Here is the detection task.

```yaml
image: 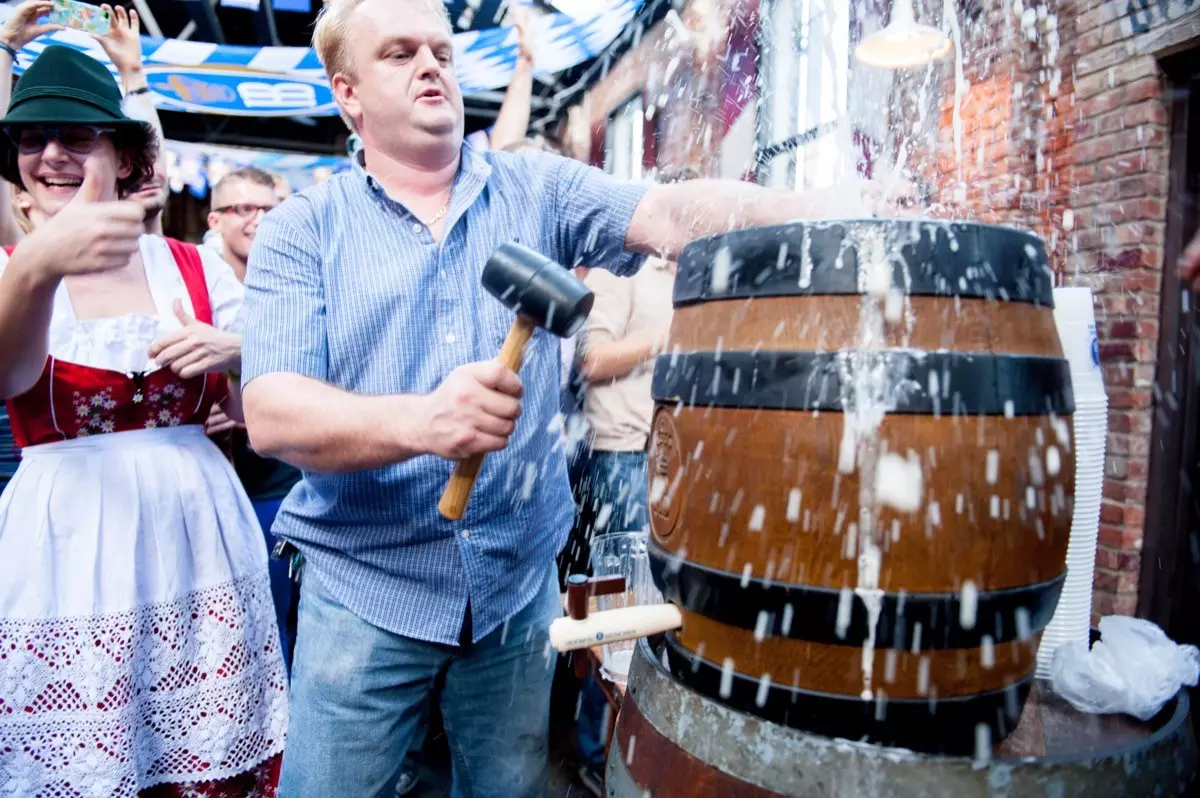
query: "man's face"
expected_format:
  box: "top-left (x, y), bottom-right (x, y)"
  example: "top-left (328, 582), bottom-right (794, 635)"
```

top-left (207, 179), bottom-right (277, 262)
top-left (335, 0), bottom-right (464, 155)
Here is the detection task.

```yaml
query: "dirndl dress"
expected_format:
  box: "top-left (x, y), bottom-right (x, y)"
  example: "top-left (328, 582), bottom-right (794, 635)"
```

top-left (0, 237), bottom-right (288, 797)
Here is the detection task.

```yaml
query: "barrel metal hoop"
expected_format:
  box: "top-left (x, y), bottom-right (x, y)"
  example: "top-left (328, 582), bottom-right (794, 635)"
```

top-left (674, 220), bottom-right (1054, 307)
top-left (649, 540), bottom-right (1065, 648)
top-left (651, 350), bottom-right (1076, 416)
top-left (662, 633), bottom-right (1031, 756)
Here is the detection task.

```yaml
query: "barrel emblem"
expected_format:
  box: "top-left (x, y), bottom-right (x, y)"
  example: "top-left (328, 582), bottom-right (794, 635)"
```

top-left (649, 408), bottom-right (683, 541)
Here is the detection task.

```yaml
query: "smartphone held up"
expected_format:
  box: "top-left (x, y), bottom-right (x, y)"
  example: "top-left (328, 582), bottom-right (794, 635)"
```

top-left (47, 0), bottom-right (110, 36)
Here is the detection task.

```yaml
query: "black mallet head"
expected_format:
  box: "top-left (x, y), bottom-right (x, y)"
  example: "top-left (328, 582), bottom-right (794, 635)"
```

top-left (480, 242), bottom-right (594, 338)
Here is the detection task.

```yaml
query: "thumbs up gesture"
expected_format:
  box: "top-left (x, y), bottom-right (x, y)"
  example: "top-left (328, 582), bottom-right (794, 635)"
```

top-left (148, 298), bottom-right (243, 379)
top-left (11, 156), bottom-right (146, 279)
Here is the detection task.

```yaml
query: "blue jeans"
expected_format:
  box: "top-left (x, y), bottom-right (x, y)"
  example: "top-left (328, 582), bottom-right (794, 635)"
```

top-left (252, 498), bottom-right (297, 671)
top-left (278, 565), bottom-right (562, 798)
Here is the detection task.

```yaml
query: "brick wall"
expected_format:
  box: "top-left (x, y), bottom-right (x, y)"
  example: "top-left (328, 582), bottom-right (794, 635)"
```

top-left (1070, 0), bottom-right (1180, 618)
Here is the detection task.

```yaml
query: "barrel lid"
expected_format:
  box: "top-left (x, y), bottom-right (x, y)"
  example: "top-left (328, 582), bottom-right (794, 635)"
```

top-left (674, 219), bottom-right (1054, 307)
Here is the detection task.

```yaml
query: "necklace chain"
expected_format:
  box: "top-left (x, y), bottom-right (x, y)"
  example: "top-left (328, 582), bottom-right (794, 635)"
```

top-left (424, 199), bottom-right (450, 226)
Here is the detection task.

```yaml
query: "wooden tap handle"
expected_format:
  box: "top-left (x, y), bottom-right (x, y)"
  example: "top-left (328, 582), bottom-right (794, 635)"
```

top-left (438, 315), bottom-right (538, 520)
top-left (590, 575), bottom-right (626, 597)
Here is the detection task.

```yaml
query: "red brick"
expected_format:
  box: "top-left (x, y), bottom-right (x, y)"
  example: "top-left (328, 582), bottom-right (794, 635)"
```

top-left (1094, 545), bottom-right (1121, 571)
top-left (1107, 320), bottom-right (1136, 339)
top-left (1093, 590), bottom-right (1114, 616)
top-left (1077, 91), bottom-right (1122, 119)
top-left (1117, 570), bottom-right (1140, 592)
top-left (1106, 456), bottom-right (1128, 479)
top-left (1127, 459), bottom-right (1149, 479)
top-left (1097, 522), bottom-right (1144, 549)
top-left (1119, 272), bottom-right (1162, 294)
top-left (1093, 568), bottom-right (1119, 594)
top-left (1118, 549), bottom-right (1142, 572)
top-left (1099, 341), bottom-right (1135, 362)
top-left (1124, 76), bottom-right (1163, 105)
top-left (1112, 592), bottom-right (1139, 615)
top-left (1076, 41), bottom-right (1133, 76)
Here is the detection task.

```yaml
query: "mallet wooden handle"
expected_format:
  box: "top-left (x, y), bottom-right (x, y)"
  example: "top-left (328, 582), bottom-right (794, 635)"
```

top-left (438, 315), bottom-right (538, 520)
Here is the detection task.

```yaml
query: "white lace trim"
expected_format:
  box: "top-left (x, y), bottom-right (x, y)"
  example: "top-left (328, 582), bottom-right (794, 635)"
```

top-left (50, 312), bottom-right (167, 375)
top-left (0, 573), bottom-right (288, 797)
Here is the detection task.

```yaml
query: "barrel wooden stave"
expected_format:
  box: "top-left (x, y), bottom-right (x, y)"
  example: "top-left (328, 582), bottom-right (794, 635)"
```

top-left (676, 611), bottom-right (1039, 700)
top-left (667, 295), bottom-right (1065, 357)
top-left (651, 408), bottom-right (1073, 593)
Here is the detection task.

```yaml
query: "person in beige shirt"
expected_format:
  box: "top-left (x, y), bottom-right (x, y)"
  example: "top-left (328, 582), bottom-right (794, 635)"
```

top-left (580, 259), bottom-right (675, 454)
top-left (566, 254), bottom-right (675, 793)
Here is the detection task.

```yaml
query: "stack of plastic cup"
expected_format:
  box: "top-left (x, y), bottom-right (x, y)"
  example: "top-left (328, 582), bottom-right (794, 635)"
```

top-left (1037, 286), bottom-right (1109, 679)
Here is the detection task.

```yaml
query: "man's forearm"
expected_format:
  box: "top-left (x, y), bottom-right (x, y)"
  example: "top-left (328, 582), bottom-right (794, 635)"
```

top-left (626, 180), bottom-right (856, 261)
top-left (243, 372), bottom-right (429, 473)
top-left (581, 335), bottom-right (657, 383)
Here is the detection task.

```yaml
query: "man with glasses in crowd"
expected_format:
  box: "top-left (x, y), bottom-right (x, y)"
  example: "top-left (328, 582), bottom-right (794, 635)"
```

top-left (205, 166), bottom-right (302, 669)
top-left (207, 166), bottom-right (279, 281)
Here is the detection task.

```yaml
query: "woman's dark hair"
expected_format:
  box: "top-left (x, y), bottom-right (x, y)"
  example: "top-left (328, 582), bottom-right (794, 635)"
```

top-left (0, 122), bottom-right (159, 199)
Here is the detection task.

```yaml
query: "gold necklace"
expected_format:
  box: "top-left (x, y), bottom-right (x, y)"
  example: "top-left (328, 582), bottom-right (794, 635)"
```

top-left (424, 199), bottom-right (450, 226)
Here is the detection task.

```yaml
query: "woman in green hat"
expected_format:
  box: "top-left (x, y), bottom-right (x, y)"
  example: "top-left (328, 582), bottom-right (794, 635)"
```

top-left (0, 38), bottom-right (286, 798)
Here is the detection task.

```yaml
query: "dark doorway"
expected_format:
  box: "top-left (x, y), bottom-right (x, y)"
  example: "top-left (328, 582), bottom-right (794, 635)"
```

top-left (1140, 49), bottom-right (1200, 648)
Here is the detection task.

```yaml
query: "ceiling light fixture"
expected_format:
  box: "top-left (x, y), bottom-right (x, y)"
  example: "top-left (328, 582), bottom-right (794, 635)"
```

top-left (854, 0), bottom-right (953, 69)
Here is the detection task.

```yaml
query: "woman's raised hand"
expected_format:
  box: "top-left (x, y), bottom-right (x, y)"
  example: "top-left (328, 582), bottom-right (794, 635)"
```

top-left (0, 1), bottom-right (62, 54)
top-left (12, 158), bottom-right (144, 280)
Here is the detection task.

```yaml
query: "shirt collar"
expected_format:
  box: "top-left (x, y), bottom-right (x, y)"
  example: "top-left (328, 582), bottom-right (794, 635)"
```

top-left (352, 139), bottom-right (493, 194)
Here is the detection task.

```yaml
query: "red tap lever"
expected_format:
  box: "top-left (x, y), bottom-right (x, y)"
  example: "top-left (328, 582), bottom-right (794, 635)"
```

top-left (565, 573), bottom-right (626, 678)
top-left (566, 573), bottom-right (626, 620)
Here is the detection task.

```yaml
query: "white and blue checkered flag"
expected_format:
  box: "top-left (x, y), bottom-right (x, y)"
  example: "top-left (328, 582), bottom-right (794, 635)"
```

top-left (0, 1), bottom-right (643, 117)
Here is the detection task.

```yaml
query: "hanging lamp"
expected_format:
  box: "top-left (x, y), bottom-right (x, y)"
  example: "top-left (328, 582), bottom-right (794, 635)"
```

top-left (854, 0), bottom-right (953, 69)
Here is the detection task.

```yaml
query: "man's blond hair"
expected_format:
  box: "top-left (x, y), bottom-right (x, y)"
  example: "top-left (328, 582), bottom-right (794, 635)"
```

top-left (313, 0), bottom-right (453, 131)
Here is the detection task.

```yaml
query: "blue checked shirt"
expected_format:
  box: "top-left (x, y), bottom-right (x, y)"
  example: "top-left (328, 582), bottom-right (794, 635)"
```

top-left (241, 142), bottom-right (648, 645)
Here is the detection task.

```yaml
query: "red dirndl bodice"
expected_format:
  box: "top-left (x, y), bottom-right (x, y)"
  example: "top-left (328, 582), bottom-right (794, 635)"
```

top-left (4, 238), bottom-right (226, 448)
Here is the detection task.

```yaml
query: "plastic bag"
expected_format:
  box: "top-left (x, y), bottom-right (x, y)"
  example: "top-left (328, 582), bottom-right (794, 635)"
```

top-left (1050, 615), bottom-right (1200, 721)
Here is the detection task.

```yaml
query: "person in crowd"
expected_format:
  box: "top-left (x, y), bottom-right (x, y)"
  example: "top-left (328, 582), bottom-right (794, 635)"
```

top-left (207, 166), bottom-right (279, 282)
top-left (0, 3), bottom-right (165, 246)
top-left (271, 171), bottom-right (292, 204)
top-left (204, 166), bottom-right (303, 671)
top-left (0, 3), bottom-right (165, 499)
top-left (565, 168), bottom-right (690, 793)
top-left (0, 44), bottom-right (287, 796)
top-left (240, 1), bottom-right (897, 795)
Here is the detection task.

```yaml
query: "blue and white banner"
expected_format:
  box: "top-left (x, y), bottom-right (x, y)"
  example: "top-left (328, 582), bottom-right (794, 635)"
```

top-left (0, 1), bottom-right (642, 116)
top-left (163, 137), bottom-right (349, 196)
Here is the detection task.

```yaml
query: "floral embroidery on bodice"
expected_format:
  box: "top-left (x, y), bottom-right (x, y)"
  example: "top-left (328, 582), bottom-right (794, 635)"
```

top-left (3, 238), bottom-right (226, 449)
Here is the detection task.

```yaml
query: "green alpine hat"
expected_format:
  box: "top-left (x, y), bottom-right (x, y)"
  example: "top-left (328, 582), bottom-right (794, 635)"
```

top-left (0, 45), bottom-right (155, 192)
top-left (2, 44), bottom-right (146, 129)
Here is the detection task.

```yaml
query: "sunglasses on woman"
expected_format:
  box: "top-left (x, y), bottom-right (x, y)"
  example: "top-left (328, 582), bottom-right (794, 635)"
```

top-left (4, 125), bottom-right (116, 155)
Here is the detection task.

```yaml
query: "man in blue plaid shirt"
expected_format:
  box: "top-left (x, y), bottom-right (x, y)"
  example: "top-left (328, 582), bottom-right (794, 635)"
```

top-left (241, 0), bottom-right (894, 795)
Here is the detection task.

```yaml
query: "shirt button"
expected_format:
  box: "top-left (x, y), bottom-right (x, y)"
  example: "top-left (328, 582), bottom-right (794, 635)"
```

top-left (412, 222), bottom-right (422, 234)
top-left (461, 529), bottom-right (470, 540)
top-left (445, 332), bottom-right (457, 344)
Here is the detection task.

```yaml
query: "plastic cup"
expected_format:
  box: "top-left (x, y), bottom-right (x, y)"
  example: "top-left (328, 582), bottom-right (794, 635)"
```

top-left (589, 531), bottom-right (663, 683)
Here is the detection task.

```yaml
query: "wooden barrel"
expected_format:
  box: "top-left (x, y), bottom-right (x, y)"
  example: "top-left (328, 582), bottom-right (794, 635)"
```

top-left (647, 220), bottom-right (1075, 755)
top-left (608, 637), bottom-right (1198, 797)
